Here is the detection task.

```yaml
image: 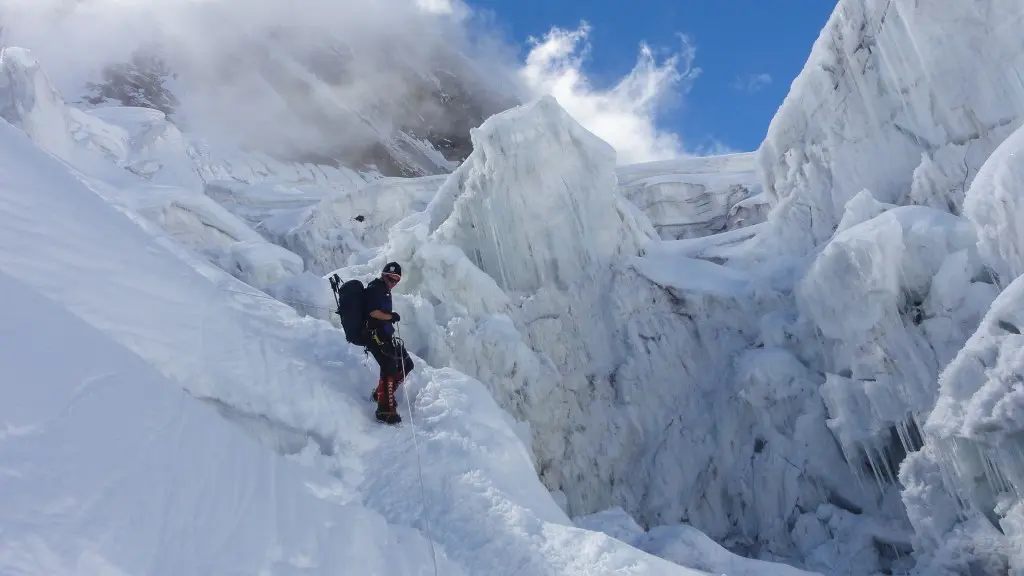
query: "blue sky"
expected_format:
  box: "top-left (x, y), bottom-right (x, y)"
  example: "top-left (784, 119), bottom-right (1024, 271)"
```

top-left (466, 1), bottom-right (838, 154)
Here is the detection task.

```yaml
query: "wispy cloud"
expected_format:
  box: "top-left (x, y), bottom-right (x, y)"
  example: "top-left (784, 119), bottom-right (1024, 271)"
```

top-left (732, 72), bottom-right (772, 93)
top-left (690, 138), bottom-right (740, 157)
top-left (517, 22), bottom-right (700, 164)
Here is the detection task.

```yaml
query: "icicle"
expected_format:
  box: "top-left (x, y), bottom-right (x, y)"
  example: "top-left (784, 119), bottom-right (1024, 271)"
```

top-left (863, 440), bottom-right (888, 496)
top-left (839, 439), bottom-right (871, 501)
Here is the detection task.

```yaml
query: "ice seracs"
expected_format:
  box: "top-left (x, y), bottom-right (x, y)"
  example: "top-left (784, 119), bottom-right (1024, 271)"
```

top-left (617, 152), bottom-right (767, 240)
top-left (343, 94), bottom-right (880, 571)
top-left (756, 0), bottom-right (1024, 257)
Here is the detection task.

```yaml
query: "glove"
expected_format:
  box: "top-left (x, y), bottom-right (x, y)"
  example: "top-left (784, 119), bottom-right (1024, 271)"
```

top-left (390, 312), bottom-right (401, 323)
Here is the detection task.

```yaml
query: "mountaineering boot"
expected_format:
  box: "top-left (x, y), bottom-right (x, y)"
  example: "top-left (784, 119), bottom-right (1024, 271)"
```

top-left (375, 377), bottom-right (401, 425)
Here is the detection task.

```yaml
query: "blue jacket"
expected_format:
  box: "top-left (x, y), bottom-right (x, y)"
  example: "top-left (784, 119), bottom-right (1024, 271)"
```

top-left (364, 277), bottom-right (394, 336)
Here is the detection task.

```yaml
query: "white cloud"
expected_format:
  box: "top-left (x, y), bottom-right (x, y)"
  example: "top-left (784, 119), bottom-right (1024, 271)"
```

top-left (517, 23), bottom-right (700, 164)
top-left (732, 72), bottom-right (772, 93)
top-left (691, 138), bottom-right (740, 157)
top-left (0, 2), bottom-right (699, 166)
top-left (0, 0), bottom-right (510, 157)
top-left (415, 0), bottom-right (454, 14)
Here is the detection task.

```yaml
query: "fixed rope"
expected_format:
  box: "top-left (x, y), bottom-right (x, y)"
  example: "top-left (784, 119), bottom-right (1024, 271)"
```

top-left (395, 325), bottom-right (440, 576)
top-left (219, 286), bottom-right (335, 312)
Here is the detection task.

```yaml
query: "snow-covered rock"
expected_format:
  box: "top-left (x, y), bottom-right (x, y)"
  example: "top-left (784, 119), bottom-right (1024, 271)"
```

top-left (757, 0), bottom-right (1024, 256)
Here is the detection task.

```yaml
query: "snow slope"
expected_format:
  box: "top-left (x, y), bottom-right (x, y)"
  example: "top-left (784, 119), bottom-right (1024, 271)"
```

top-left (0, 99), bottom-right (730, 575)
top-left (0, 260), bottom-right (449, 576)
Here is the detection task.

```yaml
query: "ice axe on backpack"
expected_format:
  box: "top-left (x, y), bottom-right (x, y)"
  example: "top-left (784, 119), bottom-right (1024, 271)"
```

top-left (328, 273), bottom-right (342, 315)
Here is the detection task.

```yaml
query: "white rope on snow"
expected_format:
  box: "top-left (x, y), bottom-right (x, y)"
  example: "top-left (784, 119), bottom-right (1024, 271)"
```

top-left (396, 324), bottom-right (440, 576)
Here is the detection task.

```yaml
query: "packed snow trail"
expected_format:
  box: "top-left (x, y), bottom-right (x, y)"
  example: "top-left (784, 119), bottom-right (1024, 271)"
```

top-left (0, 115), bottom-right (724, 574)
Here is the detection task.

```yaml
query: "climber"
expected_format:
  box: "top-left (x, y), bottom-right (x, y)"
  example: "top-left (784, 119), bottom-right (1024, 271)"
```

top-left (364, 261), bottom-right (414, 425)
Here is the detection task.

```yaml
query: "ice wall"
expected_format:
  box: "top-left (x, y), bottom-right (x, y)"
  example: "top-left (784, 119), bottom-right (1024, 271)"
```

top-left (428, 95), bottom-right (625, 294)
top-left (0, 47), bottom-right (77, 161)
top-left (895, 122), bottom-right (1024, 574)
top-left (747, 2), bottom-right (1024, 569)
top-left (900, 276), bottom-right (1024, 574)
top-left (796, 199), bottom-right (998, 499)
top-left (757, 0), bottom-right (1024, 256)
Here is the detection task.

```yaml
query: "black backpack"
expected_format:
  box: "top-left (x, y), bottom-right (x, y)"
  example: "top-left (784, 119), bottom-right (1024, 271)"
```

top-left (329, 274), bottom-right (368, 346)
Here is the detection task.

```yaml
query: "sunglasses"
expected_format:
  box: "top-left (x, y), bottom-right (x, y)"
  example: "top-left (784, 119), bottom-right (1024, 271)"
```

top-left (384, 273), bottom-right (401, 284)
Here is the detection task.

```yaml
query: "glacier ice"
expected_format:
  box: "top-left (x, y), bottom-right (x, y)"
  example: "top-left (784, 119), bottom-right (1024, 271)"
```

top-left (616, 152), bottom-right (767, 240)
top-left (963, 123), bottom-right (1024, 286)
top-left (260, 175), bottom-right (445, 275)
top-left (7, 0), bottom-right (1024, 570)
top-left (576, 507), bottom-right (820, 576)
top-left (328, 93), bottom-right (896, 572)
top-left (740, 0), bottom-right (1024, 571)
top-left (757, 0), bottom-right (1024, 257)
